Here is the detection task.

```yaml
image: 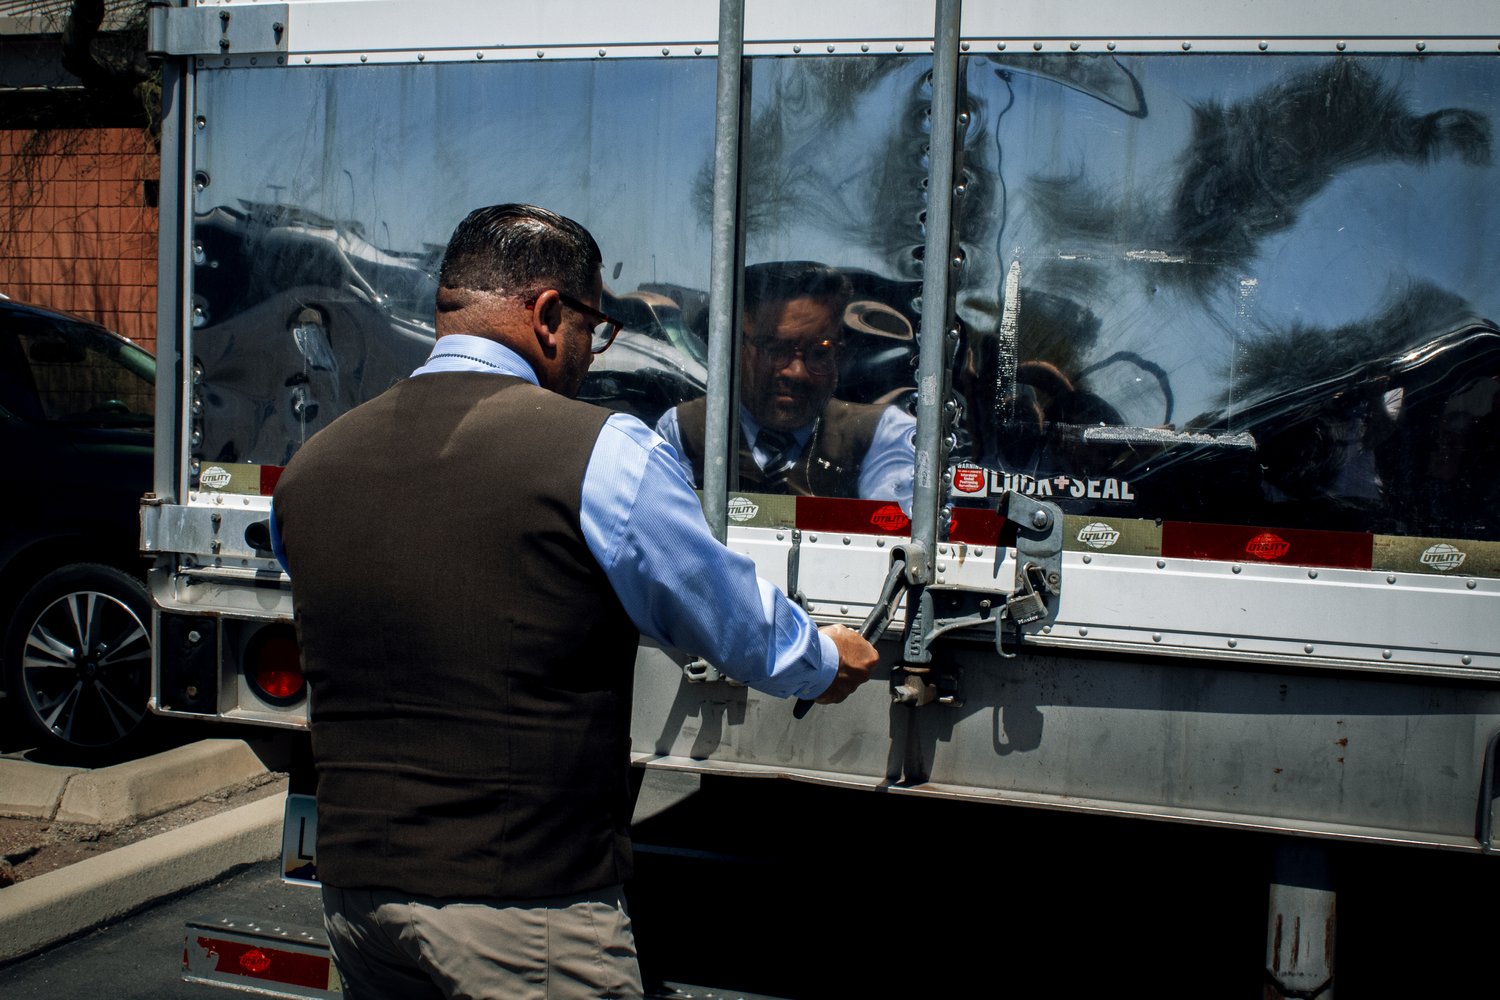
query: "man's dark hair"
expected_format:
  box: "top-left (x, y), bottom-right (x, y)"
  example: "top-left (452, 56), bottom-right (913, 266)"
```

top-left (438, 204), bottom-right (602, 302)
top-left (743, 261), bottom-right (851, 332)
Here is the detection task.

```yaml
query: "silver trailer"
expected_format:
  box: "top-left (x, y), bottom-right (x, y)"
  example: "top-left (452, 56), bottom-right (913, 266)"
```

top-left (143, 1), bottom-right (1500, 994)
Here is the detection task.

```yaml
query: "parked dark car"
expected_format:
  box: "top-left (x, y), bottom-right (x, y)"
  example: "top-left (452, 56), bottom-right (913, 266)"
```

top-left (0, 298), bottom-right (155, 761)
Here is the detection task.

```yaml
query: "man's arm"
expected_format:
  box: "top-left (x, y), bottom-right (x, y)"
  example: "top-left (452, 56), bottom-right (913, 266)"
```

top-left (857, 405), bottom-right (917, 507)
top-left (651, 406), bottom-right (699, 488)
top-left (583, 414), bottom-right (875, 702)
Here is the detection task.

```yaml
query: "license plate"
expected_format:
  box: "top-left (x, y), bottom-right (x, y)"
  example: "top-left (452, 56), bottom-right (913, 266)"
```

top-left (280, 793), bottom-right (320, 885)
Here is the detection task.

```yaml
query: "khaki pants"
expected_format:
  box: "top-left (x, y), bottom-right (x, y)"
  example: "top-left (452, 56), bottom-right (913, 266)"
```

top-left (322, 883), bottom-right (643, 1000)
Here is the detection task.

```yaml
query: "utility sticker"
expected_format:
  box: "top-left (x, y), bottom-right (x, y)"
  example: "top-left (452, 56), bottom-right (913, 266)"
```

top-left (727, 497), bottom-right (760, 523)
top-left (1062, 515), bottom-right (1162, 557)
top-left (194, 462), bottom-right (275, 494)
top-left (987, 470), bottom-right (1135, 501)
top-left (713, 491), bottom-right (795, 529)
top-left (1373, 535), bottom-right (1499, 577)
top-left (1076, 522), bottom-right (1121, 549)
top-left (200, 466), bottom-right (232, 490)
top-left (871, 504), bottom-right (911, 532)
top-left (950, 465), bottom-right (989, 497)
top-left (1419, 543), bottom-right (1466, 572)
top-left (1245, 532), bottom-right (1291, 561)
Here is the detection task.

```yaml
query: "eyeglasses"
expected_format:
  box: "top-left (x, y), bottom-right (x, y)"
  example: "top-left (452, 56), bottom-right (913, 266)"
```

top-left (748, 336), bottom-right (841, 376)
top-left (525, 292), bottom-right (624, 354)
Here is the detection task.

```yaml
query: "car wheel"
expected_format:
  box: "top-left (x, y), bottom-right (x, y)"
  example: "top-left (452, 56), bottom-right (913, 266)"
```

top-left (4, 564), bottom-right (154, 762)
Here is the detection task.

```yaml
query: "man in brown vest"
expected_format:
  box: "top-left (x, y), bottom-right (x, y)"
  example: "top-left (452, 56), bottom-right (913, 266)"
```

top-left (656, 261), bottom-right (916, 501)
top-left (272, 205), bottom-right (877, 999)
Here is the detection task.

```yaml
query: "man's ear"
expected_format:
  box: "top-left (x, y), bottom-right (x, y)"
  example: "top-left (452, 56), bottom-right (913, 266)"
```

top-left (531, 289), bottom-right (564, 349)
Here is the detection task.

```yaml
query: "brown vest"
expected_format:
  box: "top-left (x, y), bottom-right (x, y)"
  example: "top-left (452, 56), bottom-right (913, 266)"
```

top-left (674, 396), bottom-right (886, 497)
top-left (274, 373), bottom-right (638, 900)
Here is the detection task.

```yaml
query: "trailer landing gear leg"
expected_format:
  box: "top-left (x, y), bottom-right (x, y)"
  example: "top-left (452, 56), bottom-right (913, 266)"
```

top-left (1264, 841), bottom-right (1335, 1000)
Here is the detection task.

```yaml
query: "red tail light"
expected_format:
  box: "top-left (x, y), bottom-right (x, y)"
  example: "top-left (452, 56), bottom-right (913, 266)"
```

top-left (245, 625), bottom-right (305, 704)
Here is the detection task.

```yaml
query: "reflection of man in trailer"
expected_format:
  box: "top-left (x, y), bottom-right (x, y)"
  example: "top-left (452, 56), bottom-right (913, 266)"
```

top-left (656, 261), bottom-right (915, 502)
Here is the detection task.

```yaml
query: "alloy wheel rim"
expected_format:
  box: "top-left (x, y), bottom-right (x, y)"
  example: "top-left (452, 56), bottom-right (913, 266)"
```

top-left (21, 590), bottom-right (151, 748)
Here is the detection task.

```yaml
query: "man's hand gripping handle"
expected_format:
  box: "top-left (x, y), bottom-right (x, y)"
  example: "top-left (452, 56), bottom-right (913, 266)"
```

top-left (792, 556), bottom-right (907, 718)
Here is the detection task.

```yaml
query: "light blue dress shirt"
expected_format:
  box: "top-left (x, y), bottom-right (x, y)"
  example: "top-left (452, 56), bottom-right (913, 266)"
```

top-left (275, 334), bottom-right (838, 701)
top-left (655, 399), bottom-right (916, 508)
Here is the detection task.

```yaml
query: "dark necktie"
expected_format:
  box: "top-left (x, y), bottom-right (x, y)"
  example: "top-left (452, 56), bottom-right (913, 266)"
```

top-left (756, 428), bottom-right (798, 491)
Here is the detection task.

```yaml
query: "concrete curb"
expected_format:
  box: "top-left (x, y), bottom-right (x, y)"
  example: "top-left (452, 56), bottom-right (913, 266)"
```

top-left (0, 792), bottom-right (284, 964)
top-left (57, 739), bottom-right (269, 826)
top-left (0, 759), bottom-right (83, 819)
top-left (0, 738), bottom-right (270, 825)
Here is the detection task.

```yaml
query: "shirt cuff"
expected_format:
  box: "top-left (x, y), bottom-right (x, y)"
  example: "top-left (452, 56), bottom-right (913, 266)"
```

top-left (806, 629), bottom-right (842, 699)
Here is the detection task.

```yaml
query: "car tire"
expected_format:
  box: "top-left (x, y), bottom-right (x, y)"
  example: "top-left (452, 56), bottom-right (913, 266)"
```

top-left (3, 564), bottom-right (154, 763)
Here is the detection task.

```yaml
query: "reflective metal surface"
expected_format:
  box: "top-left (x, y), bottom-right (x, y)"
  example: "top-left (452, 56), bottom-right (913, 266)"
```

top-left (190, 59), bottom-right (717, 468)
top-left (192, 55), bottom-right (1500, 540)
top-left (953, 54), bottom-right (1500, 540)
top-left (157, 8), bottom-right (1500, 854)
top-left (675, 56), bottom-right (931, 503)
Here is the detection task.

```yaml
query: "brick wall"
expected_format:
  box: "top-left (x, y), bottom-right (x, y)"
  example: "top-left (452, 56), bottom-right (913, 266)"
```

top-left (0, 127), bottom-right (158, 354)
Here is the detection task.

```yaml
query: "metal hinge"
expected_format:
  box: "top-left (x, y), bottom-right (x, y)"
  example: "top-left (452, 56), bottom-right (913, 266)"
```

top-left (148, 4), bottom-right (289, 58)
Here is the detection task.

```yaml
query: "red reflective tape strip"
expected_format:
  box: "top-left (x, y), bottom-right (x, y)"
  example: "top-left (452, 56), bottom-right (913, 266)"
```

top-left (948, 507), bottom-right (1014, 547)
top-left (792, 497), bottom-right (1019, 545)
top-left (196, 936), bottom-right (331, 990)
top-left (1161, 521), bottom-right (1373, 569)
top-left (260, 465), bottom-right (285, 495)
top-left (795, 496), bottom-right (912, 535)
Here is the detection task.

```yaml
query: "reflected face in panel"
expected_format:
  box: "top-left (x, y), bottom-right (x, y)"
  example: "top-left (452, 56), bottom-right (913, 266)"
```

top-left (740, 296), bottom-right (843, 432)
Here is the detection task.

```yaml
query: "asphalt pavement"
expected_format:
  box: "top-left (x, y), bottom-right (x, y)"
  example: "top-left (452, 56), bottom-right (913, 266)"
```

top-left (0, 860), bottom-right (316, 999)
